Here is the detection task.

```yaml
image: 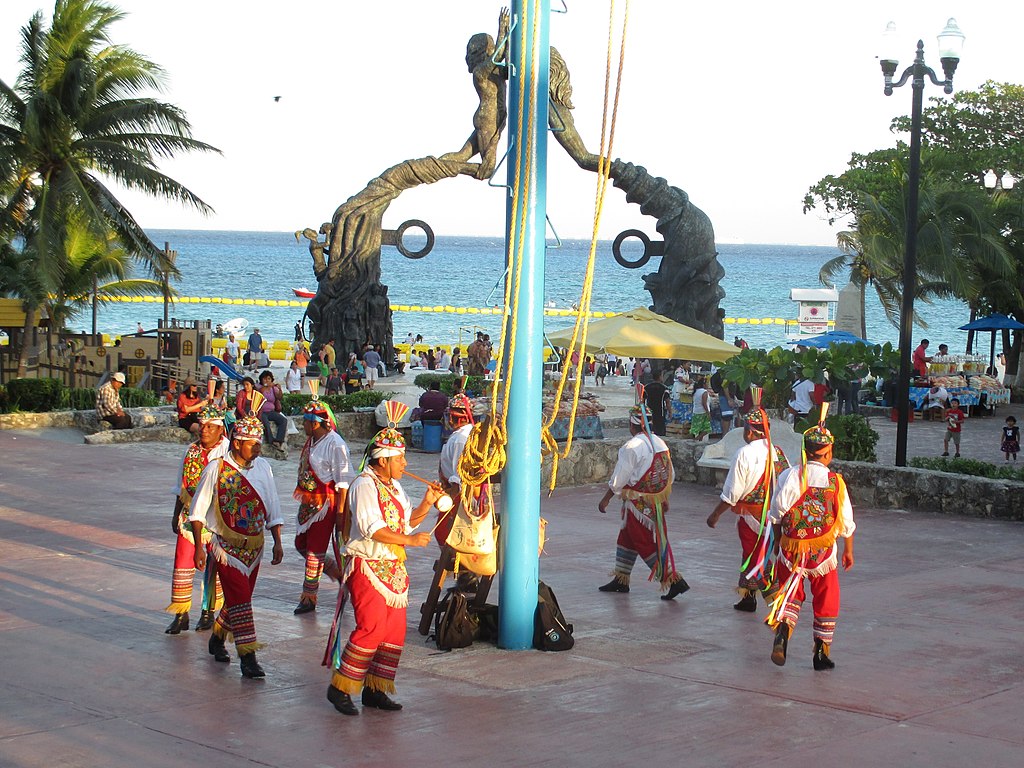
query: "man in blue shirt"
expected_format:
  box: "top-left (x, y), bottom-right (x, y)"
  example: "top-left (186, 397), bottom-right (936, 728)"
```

top-left (363, 345), bottom-right (382, 390)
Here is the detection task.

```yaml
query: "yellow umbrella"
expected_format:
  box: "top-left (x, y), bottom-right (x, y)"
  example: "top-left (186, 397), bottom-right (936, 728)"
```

top-left (546, 307), bottom-right (739, 363)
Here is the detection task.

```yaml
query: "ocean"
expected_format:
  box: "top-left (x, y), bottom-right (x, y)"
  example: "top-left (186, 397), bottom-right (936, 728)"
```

top-left (88, 230), bottom-right (974, 354)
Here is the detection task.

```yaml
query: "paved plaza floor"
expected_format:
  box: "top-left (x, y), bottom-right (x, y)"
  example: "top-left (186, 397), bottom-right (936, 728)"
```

top-left (2, 411), bottom-right (1023, 768)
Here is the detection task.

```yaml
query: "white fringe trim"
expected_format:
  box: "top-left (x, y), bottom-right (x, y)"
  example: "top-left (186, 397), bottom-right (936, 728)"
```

top-left (625, 505), bottom-right (656, 532)
top-left (295, 502), bottom-right (329, 535)
top-left (211, 537), bottom-right (263, 578)
top-left (342, 557), bottom-right (409, 609)
top-left (779, 545), bottom-right (838, 578)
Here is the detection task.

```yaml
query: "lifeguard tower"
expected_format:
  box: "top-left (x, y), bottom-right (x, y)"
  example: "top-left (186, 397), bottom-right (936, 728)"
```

top-left (787, 288), bottom-right (839, 341)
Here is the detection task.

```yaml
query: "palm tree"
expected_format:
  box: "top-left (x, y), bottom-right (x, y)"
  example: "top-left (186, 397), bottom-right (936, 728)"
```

top-left (820, 164), bottom-right (1013, 338)
top-left (0, 0), bottom-right (218, 374)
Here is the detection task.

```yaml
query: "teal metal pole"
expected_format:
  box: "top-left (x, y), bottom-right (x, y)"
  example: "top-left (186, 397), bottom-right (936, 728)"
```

top-left (498, 0), bottom-right (549, 650)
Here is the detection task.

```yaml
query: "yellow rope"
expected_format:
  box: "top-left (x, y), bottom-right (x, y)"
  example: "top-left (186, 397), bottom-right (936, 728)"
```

top-left (541, 0), bottom-right (630, 493)
top-left (458, 0), bottom-right (543, 495)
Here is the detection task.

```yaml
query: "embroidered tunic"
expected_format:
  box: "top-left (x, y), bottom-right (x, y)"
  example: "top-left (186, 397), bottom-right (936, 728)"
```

top-left (769, 463), bottom-right (855, 577)
top-left (720, 439), bottom-right (789, 532)
top-left (294, 430), bottom-right (353, 534)
top-left (189, 453), bottom-right (284, 576)
top-left (173, 437), bottom-right (229, 544)
top-left (343, 468), bottom-right (416, 607)
top-left (608, 432), bottom-right (674, 531)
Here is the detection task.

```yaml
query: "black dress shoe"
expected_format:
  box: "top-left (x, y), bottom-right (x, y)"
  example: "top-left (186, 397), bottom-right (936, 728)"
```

top-left (239, 652), bottom-right (265, 679)
top-left (165, 612), bottom-right (189, 634)
top-left (771, 624), bottom-right (790, 666)
top-left (208, 634), bottom-right (230, 663)
top-left (813, 639), bottom-right (835, 671)
top-left (194, 610), bottom-right (214, 631)
top-left (598, 578), bottom-right (629, 593)
top-left (293, 600), bottom-right (316, 615)
top-left (327, 685), bottom-right (359, 716)
top-left (362, 687), bottom-right (403, 711)
top-left (661, 578), bottom-right (690, 600)
top-left (733, 592), bottom-right (758, 612)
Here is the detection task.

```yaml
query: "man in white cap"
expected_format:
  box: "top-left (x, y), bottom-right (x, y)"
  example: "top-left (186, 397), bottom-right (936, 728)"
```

top-left (95, 371), bottom-right (132, 429)
top-left (597, 404), bottom-right (689, 600)
top-left (189, 415), bottom-right (284, 679)
top-left (164, 404), bottom-right (229, 634)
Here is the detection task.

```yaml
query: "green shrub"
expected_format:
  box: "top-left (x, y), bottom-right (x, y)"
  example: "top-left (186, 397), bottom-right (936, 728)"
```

top-left (5, 377), bottom-right (65, 412)
top-left (795, 407), bottom-right (878, 462)
top-left (0, 385), bottom-right (9, 414)
top-left (64, 387), bottom-right (97, 411)
top-left (412, 372), bottom-right (487, 396)
top-left (909, 456), bottom-right (1024, 481)
top-left (281, 390), bottom-right (393, 415)
top-left (120, 387), bottom-right (160, 408)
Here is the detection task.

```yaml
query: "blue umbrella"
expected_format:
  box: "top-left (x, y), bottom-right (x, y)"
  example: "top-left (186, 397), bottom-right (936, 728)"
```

top-left (795, 330), bottom-right (873, 349)
top-left (958, 313), bottom-right (1024, 374)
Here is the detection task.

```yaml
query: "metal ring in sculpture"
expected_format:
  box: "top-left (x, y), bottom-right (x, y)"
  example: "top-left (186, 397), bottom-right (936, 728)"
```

top-left (395, 219), bottom-right (435, 259)
top-left (612, 229), bottom-right (652, 269)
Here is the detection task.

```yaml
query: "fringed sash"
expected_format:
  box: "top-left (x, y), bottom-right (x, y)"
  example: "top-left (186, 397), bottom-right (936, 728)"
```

top-left (621, 443), bottom-right (675, 583)
top-left (340, 473), bottom-right (410, 607)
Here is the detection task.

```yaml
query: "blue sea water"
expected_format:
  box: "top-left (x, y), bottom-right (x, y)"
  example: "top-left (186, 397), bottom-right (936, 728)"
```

top-left (88, 230), bottom-right (973, 354)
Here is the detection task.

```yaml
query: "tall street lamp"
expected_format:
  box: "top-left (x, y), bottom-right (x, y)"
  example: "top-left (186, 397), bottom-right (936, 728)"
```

top-left (879, 18), bottom-right (965, 467)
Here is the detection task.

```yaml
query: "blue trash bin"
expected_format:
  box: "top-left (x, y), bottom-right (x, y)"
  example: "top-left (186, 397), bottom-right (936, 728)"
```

top-left (422, 420), bottom-right (443, 453)
top-left (411, 420), bottom-right (424, 449)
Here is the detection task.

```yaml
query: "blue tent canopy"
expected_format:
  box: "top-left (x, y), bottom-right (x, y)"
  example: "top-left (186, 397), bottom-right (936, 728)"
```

top-left (794, 330), bottom-right (873, 348)
top-left (958, 313), bottom-right (1024, 331)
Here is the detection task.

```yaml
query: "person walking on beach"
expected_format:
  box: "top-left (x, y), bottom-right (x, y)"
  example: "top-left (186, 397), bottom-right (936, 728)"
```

top-left (706, 391), bottom-right (788, 612)
top-left (189, 415), bottom-right (285, 678)
top-left (246, 328), bottom-right (264, 368)
top-left (363, 344), bottom-right (382, 389)
top-left (323, 420), bottom-right (439, 716)
top-left (1001, 416), bottom-right (1020, 461)
top-left (643, 369), bottom-right (671, 437)
top-left (943, 398), bottom-right (965, 458)
top-left (293, 397), bottom-right (353, 615)
top-left (164, 405), bottom-right (228, 635)
top-left (226, 334), bottom-right (240, 366)
top-left (690, 376), bottom-right (713, 442)
top-left (766, 409), bottom-right (855, 671)
top-left (597, 404), bottom-right (690, 600)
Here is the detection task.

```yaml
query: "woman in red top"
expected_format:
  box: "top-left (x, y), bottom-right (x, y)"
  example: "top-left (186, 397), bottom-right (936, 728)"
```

top-left (235, 377), bottom-right (256, 419)
top-left (176, 379), bottom-right (206, 435)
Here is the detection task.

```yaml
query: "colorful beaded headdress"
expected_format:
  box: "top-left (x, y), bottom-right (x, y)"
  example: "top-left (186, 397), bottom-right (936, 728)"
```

top-left (361, 400), bottom-right (409, 465)
top-left (197, 404), bottom-right (225, 425)
top-left (629, 403), bottom-right (652, 428)
top-left (232, 414), bottom-right (264, 442)
top-left (746, 386), bottom-right (768, 431)
top-left (803, 401), bottom-right (835, 447)
top-left (302, 379), bottom-right (337, 430)
top-left (446, 392), bottom-right (474, 425)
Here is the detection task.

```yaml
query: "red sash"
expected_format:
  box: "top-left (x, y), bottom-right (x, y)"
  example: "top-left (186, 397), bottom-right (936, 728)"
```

top-left (736, 450), bottom-right (789, 511)
top-left (622, 445), bottom-right (672, 519)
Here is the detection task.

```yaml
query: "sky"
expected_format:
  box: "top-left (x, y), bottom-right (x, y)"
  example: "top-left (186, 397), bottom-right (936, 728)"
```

top-left (2, 1), bottom-right (1023, 246)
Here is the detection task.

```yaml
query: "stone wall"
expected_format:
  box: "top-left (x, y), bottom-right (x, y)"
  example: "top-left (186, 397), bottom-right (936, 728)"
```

top-left (541, 435), bottom-right (1024, 522)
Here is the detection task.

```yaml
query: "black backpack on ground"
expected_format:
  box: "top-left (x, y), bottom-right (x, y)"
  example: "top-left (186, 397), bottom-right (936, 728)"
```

top-left (433, 589), bottom-right (477, 651)
top-left (534, 581), bottom-right (574, 651)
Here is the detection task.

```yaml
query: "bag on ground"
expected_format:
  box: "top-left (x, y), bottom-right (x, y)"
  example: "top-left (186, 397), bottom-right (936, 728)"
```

top-left (433, 588), bottom-right (477, 651)
top-left (534, 581), bottom-right (574, 651)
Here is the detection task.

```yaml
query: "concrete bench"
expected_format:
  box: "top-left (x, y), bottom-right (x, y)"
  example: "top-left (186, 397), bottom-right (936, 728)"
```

top-left (74, 406), bottom-right (177, 434)
top-left (696, 418), bottom-right (805, 473)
